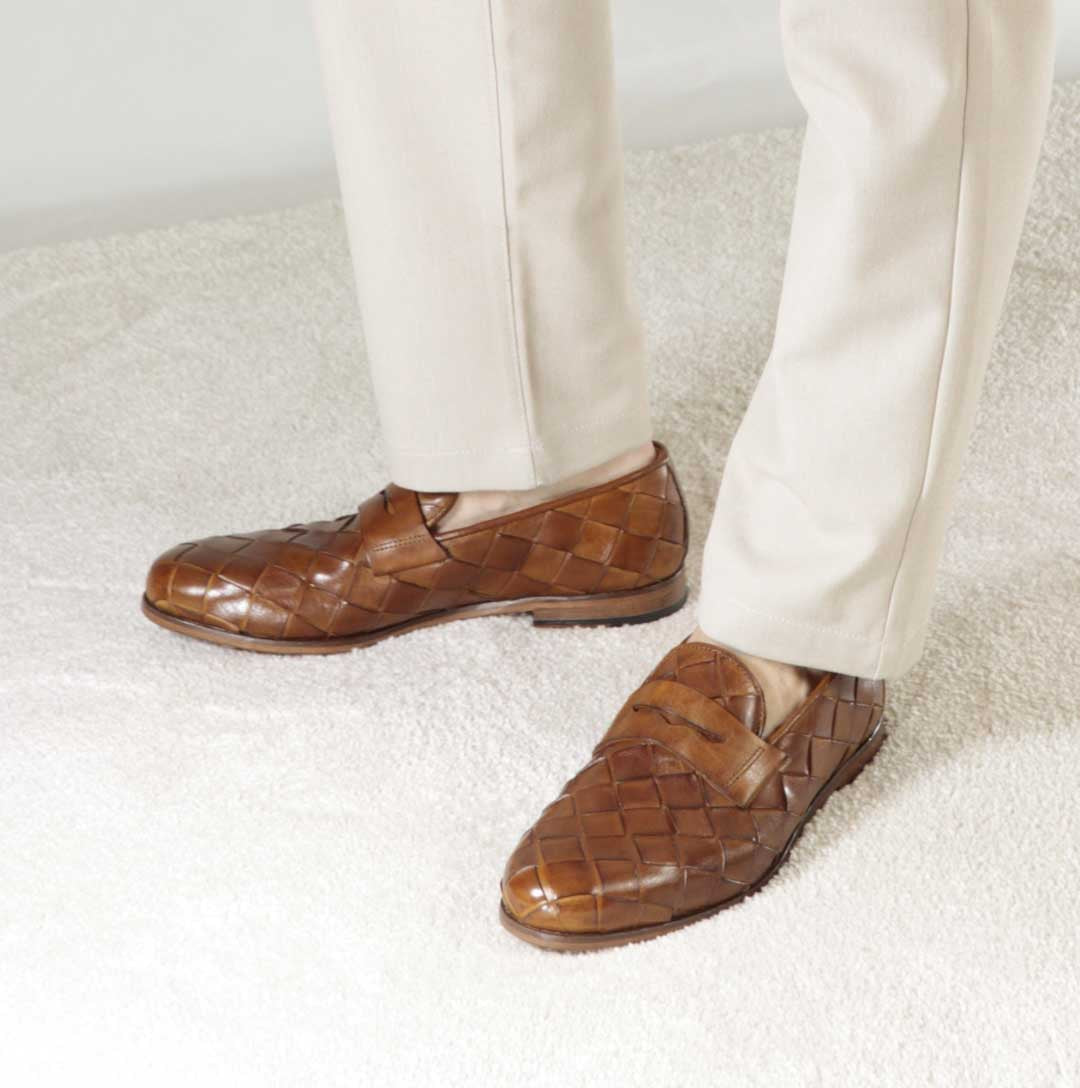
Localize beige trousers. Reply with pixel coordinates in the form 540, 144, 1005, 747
311, 0, 1055, 679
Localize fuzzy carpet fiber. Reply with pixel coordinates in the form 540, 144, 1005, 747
2, 82, 1079, 1088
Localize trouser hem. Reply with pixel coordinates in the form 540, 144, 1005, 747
696, 593, 926, 680
385, 407, 654, 492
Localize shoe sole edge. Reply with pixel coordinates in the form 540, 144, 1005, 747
140, 569, 688, 654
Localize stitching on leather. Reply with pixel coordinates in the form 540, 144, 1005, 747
723, 746, 765, 790
368, 532, 431, 554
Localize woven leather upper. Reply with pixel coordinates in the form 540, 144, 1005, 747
501, 642, 885, 935
145, 444, 687, 641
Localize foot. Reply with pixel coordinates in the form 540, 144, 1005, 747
688, 626, 818, 734
142, 442, 688, 652
437, 442, 655, 532
499, 639, 886, 950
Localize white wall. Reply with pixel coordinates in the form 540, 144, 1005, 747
2, 1, 1078, 251
1, 1, 333, 250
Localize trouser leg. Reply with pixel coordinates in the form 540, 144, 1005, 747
699, 0, 1056, 678
310, 0, 652, 491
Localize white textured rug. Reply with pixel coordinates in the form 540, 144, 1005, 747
2, 83, 1078, 1088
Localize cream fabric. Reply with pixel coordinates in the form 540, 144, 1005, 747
311, 0, 651, 491
701, 0, 1056, 677
312, 0, 1055, 678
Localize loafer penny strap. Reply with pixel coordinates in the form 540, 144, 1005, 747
597, 679, 787, 807
357, 484, 448, 575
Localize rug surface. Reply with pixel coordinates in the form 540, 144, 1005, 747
1, 81, 1077, 1088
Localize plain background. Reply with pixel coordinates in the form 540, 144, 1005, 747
3, 0, 1079, 252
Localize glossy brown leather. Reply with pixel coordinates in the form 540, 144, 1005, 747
501, 641, 886, 938
144, 443, 687, 644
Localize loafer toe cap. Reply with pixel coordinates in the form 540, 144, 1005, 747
145, 538, 266, 635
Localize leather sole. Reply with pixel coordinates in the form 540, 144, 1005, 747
498, 717, 889, 952
141, 568, 688, 654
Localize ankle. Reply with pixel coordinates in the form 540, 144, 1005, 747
434, 441, 655, 533
689, 626, 816, 735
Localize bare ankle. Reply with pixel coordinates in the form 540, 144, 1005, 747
434, 441, 655, 533
689, 626, 816, 735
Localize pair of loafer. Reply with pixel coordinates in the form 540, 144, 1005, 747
143, 443, 885, 950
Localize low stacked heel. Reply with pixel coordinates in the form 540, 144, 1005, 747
529, 569, 688, 628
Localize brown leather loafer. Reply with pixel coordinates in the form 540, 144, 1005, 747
142, 443, 687, 653
499, 641, 887, 950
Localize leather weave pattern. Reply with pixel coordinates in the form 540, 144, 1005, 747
145, 446, 687, 641
501, 644, 885, 935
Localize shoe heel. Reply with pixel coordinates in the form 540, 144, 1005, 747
834, 722, 888, 791
531, 570, 688, 628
